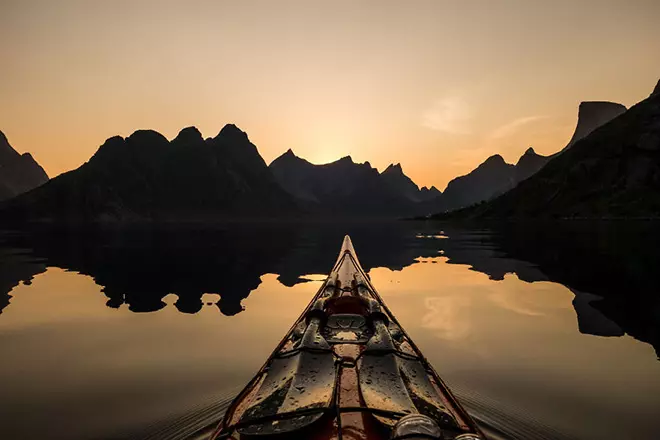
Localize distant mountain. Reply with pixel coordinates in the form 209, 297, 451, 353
419, 185, 442, 202
380, 163, 422, 202
0, 131, 49, 201
0, 124, 297, 224
439, 148, 552, 212
437, 90, 660, 219
563, 101, 627, 150
269, 150, 424, 217
437, 100, 626, 212
514, 147, 551, 184
441, 154, 515, 211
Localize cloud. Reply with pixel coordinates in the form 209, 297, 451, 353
489, 115, 548, 139
422, 97, 472, 134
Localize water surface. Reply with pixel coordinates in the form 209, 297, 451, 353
1, 222, 659, 439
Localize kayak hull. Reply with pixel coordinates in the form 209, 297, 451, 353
211, 236, 484, 440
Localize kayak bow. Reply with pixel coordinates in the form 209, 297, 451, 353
211, 236, 484, 440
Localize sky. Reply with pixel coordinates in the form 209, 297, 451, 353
1, 0, 659, 190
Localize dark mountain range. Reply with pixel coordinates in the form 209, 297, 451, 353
0, 93, 638, 222
0, 131, 49, 201
436, 89, 660, 219
0, 124, 297, 224
269, 150, 441, 217
436, 100, 626, 212
439, 148, 552, 212
563, 101, 627, 150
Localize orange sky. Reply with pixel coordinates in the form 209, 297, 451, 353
1, 0, 659, 190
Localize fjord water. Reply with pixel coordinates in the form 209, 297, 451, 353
1, 223, 659, 440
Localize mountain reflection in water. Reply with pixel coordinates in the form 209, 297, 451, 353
2, 222, 658, 358
1, 222, 659, 440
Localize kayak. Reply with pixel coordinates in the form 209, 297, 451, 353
211, 236, 484, 440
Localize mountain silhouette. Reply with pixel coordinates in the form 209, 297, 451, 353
652, 79, 660, 98
562, 101, 627, 150
419, 185, 442, 201
514, 147, 552, 183
0, 125, 297, 224
380, 163, 424, 202
436, 100, 625, 212
269, 150, 438, 217
0, 131, 49, 201
436, 87, 660, 219
440, 154, 515, 210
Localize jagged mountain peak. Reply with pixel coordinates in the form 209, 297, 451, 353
0, 130, 18, 158
174, 126, 203, 144
2, 124, 295, 222
482, 154, 508, 166
440, 91, 660, 219
269, 149, 314, 169
515, 146, 551, 182
217, 123, 249, 141
383, 163, 405, 175
516, 147, 545, 166
0, 130, 49, 201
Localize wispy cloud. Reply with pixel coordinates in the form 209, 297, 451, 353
422, 97, 472, 134
489, 115, 548, 139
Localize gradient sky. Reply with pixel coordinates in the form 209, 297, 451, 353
1, 0, 659, 190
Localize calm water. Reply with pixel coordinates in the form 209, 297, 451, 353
1, 222, 659, 440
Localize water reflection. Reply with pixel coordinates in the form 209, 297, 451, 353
1, 222, 660, 440
1, 221, 659, 358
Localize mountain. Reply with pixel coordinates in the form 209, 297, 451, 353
0, 124, 297, 224
652, 79, 660, 98
419, 185, 442, 201
437, 100, 626, 212
378, 164, 444, 207
380, 163, 422, 201
267, 149, 321, 202
563, 101, 627, 150
437, 90, 660, 219
0, 131, 49, 201
441, 154, 515, 210
269, 150, 421, 217
514, 147, 551, 183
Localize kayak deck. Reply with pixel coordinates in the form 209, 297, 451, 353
211, 236, 483, 440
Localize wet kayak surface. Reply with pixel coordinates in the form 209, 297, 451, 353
1, 222, 659, 439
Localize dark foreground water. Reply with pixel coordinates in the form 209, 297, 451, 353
1, 222, 659, 440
